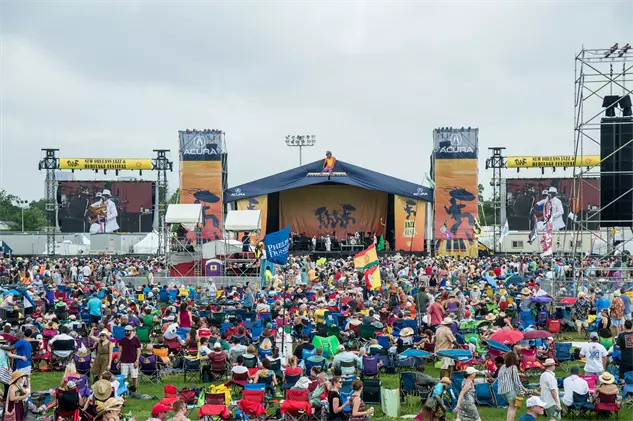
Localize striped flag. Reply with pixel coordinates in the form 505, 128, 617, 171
353, 244, 379, 270
364, 266, 382, 290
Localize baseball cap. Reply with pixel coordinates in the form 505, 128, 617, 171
124, 325, 134, 331
526, 396, 546, 408
590, 332, 599, 340
152, 403, 172, 415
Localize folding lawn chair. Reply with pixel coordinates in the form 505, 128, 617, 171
184, 356, 202, 383
140, 354, 162, 384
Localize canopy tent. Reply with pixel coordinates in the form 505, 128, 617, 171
133, 232, 159, 254
165, 204, 203, 231
224, 210, 262, 232
224, 159, 433, 202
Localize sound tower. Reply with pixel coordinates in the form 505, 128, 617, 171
600, 116, 633, 227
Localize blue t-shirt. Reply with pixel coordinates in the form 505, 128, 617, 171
14, 339, 32, 369
595, 297, 610, 313
87, 297, 102, 317
621, 294, 631, 314
517, 414, 536, 421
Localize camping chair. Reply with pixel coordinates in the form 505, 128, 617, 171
238, 389, 267, 420
554, 342, 573, 371
114, 374, 129, 397
359, 324, 376, 340
198, 392, 231, 421
376, 335, 390, 350
339, 360, 358, 376
184, 356, 202, 383
594, 392, 620, 419
51, 339, 76, 367
243, 354, 258, 369
305, 357, 327, 374
281, 373, 301, 391
164, 336, 182, 355
73, 354, 92, 375
140, 354, 162, 384
579, 375, 597, 394
548, 319, 561, 338
112, 326, 125, 342
400, 372, 422, 408
519, 347, 544, 376
54, 388, 81, 421
281, 389, 313, 421
210, 353, 229, 380
226, 370, 251, 395
340, 376, 355, 394
474, 382, 494, 406
136, 326, 150, 343
536, 310, 549, 328
361, 355, 379, 379
623, 371, 633, 409
565, 392, 594, 418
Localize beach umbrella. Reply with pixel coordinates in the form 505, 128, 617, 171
523, 330, 553, 340
505, 275, 525, 285
1, 290, 20, 296
560, 297, 577, 305
485, 339, 511, 352
488, 329, 524, 345
529, 296, 553, 303
397, 349, 434, 360
436, 349, 473, 362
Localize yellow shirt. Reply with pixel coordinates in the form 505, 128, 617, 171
314, 308, 326, 324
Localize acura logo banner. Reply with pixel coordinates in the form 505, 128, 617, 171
179, 130, 223, 161
433, 128, 478, 159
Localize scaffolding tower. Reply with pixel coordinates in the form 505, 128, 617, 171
570, 44, 633, 262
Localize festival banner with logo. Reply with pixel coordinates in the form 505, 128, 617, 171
179, 130, 224, 240
394, 195, 426, 252
433, 128, 479, 257
264, 225, 291, 265
279, 185, 387, 239
236, 194, 268, 243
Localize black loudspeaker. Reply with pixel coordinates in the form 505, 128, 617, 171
600, 117, 633, 227
362, 378, 382, 404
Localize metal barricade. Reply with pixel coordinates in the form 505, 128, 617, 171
123, 275, 260, 290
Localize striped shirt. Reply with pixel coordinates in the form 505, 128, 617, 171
497, 364, 523, 395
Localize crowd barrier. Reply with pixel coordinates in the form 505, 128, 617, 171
123, 276, 260, 290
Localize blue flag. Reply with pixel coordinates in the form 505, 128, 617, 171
264, 225, 291, 265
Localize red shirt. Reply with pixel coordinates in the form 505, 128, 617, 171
428, 302, 444, 326
494, 267, 501, 277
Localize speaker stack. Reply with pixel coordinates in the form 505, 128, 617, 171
600, 94, 633, 227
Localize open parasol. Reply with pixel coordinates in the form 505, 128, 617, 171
522, 330, 553, 340
560, 297, 577, 305
436, 349, 473, 362
485, 339, 511, 352
529, 296, 553, 303
488, 329, 524, 345
397, 349, 434, 360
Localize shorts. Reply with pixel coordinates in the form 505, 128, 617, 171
15, 366, 31, 376
575, 319, 588, 328
120, 363, 139, 378
544, 406, 561, 420
585, 371, 603, 378
502, 392, 517, 405
612, 318, 624, 327
440, 357, 455, 369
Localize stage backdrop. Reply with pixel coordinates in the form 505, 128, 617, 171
394, 195, 426, 252
179, 130, 224, 241
280, 185, 387, 239
433, 128, 479, 257
236, 194, 268, 243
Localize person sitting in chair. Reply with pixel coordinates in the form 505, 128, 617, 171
322, 151, 336, 173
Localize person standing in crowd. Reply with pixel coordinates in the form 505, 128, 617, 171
4, 371, 30, 421
517, 397, 547, 421
91, 330, 114, 383
453, 367, 481, 421
497, 352, 527, 421
616, 319, 633, 382
539, 359, 561, 421
87, 292, 103, 326
572, 291, 591, 336
435, 317, 458, 380
610, 290, 625, 335
580, 332, 607, 377
117, 325, 141, 391
12, 330, 32, 376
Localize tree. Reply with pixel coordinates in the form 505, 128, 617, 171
477, 183, 498, 227
0, 189, 46, 231
168, 188, 180, 204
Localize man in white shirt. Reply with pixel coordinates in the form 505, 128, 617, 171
562, 366, 589, 407
49, 326, 75, 359
533, 283, 549, 297
579, 332, 608, 376
101, 189, 120, 233
548, 187, 565, 231
82, 264, 91, 278
539, 359, 561, 421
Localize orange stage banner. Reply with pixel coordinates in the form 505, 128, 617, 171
279, 185, 387, 239
180, 160, 223, 240
394, 195, 426, 252
236, 194, 268, 243
434, 159, 479, 257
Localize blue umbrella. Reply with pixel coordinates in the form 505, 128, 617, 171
397, 349, 434, 360
436, 349, 473, 362
1, 290, 20, 296
505, 275, 525, 285
485, 339, 511, 352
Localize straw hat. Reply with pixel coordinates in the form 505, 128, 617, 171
543, 358, 556, 367
442, 317, 453, 325
96, 397, 123, 415
499, 312, 507, 318
485, 314, 496, 321
471, 299, 481, 306
9, 371, 27, 385
578, 291, 586, 298
599, 372, 615, 384
440, 377, 452, 385
93, 379, 113, 401
400, 327, 414, 337
521, 288, 531, 296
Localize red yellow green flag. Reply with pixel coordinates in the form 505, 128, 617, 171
353, 244, 378, 270
364, 265, 382, 291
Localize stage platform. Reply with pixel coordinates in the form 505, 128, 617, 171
289, 250, 427, 259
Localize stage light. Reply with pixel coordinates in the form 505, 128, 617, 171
619, 43, 631, 57
603, 95, 621, 117
620, 94, 632, 117
605, 43, 618, 58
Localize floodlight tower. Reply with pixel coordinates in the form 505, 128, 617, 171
285, 135, 316, 165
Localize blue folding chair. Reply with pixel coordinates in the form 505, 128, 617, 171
475, 382, 494, 406
377, 335, 390, 350
176, 328, 188, 342
555, 342, 573, 371
112, 326, 125, 342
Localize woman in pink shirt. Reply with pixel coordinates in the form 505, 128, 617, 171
428, 301, 445, 327
179, 302, 192, 329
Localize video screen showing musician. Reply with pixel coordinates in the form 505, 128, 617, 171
87, 189, 119, 234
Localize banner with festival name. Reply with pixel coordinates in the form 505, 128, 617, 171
394, 195, 426, 252
236, 194, 268, 243
279, 185, 387, 239
179, 130, 224, 241
433, 128, 479, 257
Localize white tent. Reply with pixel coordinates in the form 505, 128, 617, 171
133, 231, 159, 254
224, 210, 261, 232
166, 204, 203, 231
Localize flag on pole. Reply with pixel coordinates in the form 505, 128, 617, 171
365, 266, 382, 291
353, 244, 379, 270
499, 220, 510, 245
377, 236, 385, 251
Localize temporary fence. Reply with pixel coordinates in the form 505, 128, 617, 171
124, 275, 260, 290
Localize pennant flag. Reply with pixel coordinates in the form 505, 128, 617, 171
353, 244, 379, 270
377, 236, 385, 251
365, 266, 382, 291
264, 225, 291, 265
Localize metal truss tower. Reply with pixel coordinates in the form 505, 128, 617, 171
485, 147, 506, 252
38, 149, 59, 256
153, 150, 173, 257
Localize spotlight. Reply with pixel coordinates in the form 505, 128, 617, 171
603, 95, 621, 117
620, 95, 632, 117
605, 43, 619, 58
619, 43, 631, 57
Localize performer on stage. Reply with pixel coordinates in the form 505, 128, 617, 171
547, 187, 565, 231
101, 189, 120, 233
89, 189, 120, 234
88, 192, 104, 234
322, 150, 336, 173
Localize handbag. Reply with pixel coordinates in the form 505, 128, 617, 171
423, 395, 438, 411
515, 395, 523, 408
0, 365, 12, 384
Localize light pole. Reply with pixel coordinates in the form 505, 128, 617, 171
285, 135, 316, 165
16, 200, 28, 232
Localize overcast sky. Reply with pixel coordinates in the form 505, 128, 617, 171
1, 0, 632, 201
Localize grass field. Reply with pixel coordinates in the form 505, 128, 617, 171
30, 362, 633, 420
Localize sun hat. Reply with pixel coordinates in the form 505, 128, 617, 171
526, 396, 547, 408
485, 314, 496, 321
599, 372, 615, 384
578, 291, 586, 298
471, 299, 481, 306
499, 312, 507, 318
99, 330, 110, 336
543, 358, 556, 367
96, 397, 123, 415
152, 403, 172, 415
9, 371, 27, 385
400, 327, 414, 337
294, 377, 313, 389
465, 367, 479, 375
440, 377, 452, 385
442, 317, 453, 325
521, 288, 531, 295
93, 379, 113, 401
67, 380, 77, 389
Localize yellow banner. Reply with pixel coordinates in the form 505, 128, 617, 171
237, 195, 268, 243
59, 158, 153, 170
507, 155, 600, 168
394, 195, 426, 252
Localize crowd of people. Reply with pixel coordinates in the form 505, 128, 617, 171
0, 252, 630, 421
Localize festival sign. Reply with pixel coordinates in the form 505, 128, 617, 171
60, 158, 153, 170
279, 185, 387, 238
179, 130, 224, 240
264, 225, 291, 265
433, 127, 479, 257
506, 155, 600, 168
237, 194, 268, 243
394, 195, 426, 252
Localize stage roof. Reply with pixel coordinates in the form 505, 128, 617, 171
224, 159, 433, 202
